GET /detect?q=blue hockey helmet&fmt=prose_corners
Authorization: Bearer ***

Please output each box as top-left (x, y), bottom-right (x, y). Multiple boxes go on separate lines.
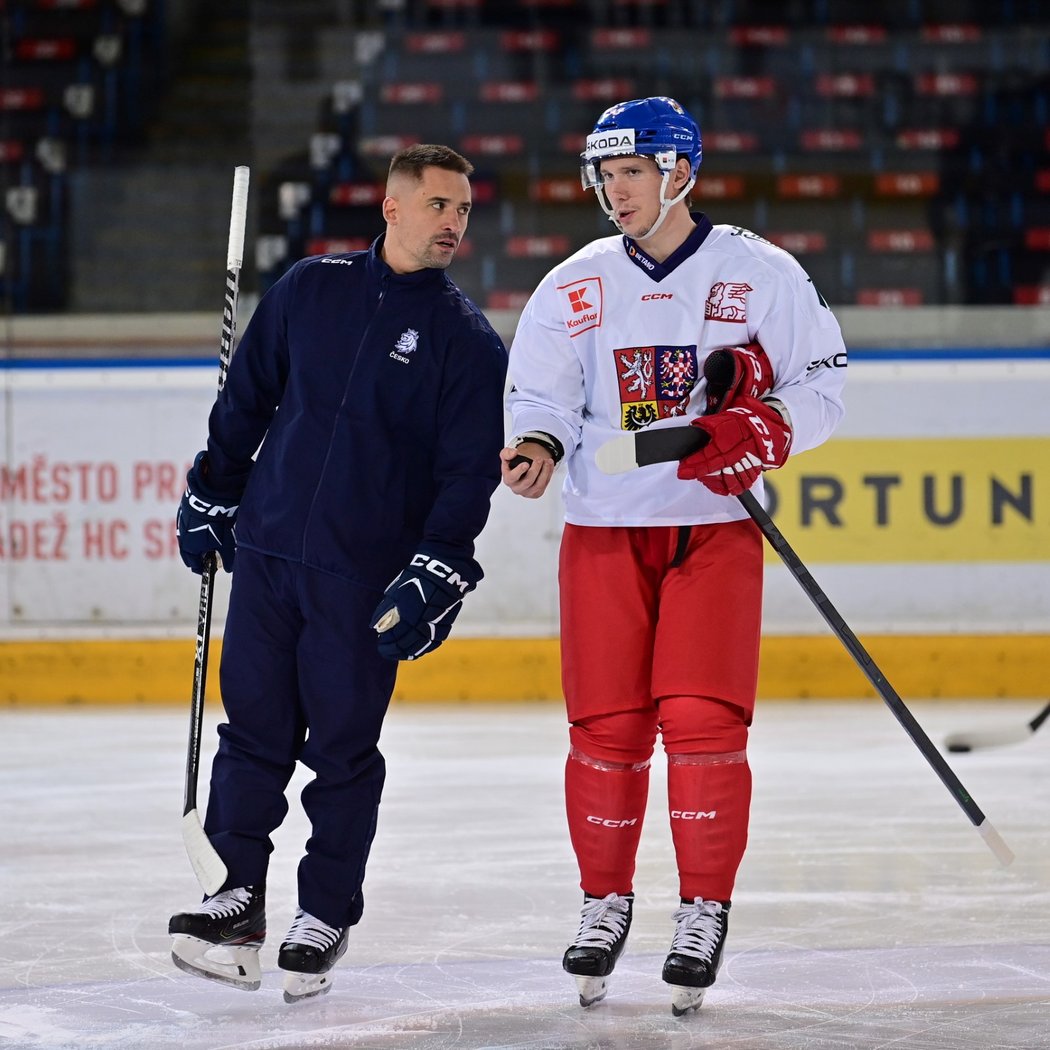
top-left (580, 96), bottom-right (703, 238)
top-left (581, 96), bottom-right (702, 187)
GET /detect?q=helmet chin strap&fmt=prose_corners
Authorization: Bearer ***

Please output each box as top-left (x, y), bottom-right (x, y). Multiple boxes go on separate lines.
top-left (598, 170), bottom-right (696, 241)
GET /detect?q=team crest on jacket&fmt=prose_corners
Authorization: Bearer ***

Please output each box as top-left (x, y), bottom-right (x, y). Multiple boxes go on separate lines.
top-left (614, 345), bottom-right (698, 430)
top-left (390, 328), bottom-right (419, 364)
top-left (705, 282), bottom-right (752, 322)
top-left (558, 276), bottom-right (603, 336)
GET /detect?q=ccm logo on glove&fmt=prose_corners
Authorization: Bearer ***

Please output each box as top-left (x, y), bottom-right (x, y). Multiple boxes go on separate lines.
top-left (676, 397), bottom-right (792, 497)
top-left (184, 493), bottom-right (238, 518)
top-left (370, 550), bottom-right (481, 662)
top-left (176, 451), bottom-right (242, 574)
top-left (409, 553), bottom-right (472, 594)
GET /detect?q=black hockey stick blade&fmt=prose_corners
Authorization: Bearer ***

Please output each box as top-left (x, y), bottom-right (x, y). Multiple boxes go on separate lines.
top-left (595, 345), bottom-right (746, 474)
top-left (595, 424), bottom-right (707, 474)
top-left (736, 489), bottom-right (1014, 868)
top-left (944, 698), bottom-right (1050, 753)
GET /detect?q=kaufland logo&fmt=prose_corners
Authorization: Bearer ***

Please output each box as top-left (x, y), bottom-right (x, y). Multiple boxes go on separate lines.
top-left (586, 129), bottom-right (635, 156)
top-left (559, 276), bottom-right (603, 336)
top-left (568, 311), bottom-right (598, 329)
top-left (568, 288), bottom-right (592, 313)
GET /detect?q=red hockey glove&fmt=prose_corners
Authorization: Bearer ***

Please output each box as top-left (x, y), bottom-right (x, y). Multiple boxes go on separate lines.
top-left (677, 396), bottom-right (792, 496)
top-left (703, 342), bottom-right (774, 414)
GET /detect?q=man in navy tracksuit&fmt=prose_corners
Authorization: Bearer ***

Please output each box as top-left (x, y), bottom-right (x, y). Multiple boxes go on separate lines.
top-left (168, 145), bottom-right (508, 1003)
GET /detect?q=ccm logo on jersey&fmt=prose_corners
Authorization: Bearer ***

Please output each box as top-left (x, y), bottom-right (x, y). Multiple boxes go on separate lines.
top-left (641, 292), bottom-right (673, 301)
top-left (410, 554), bottom-right (471, 593)
top-left (671, 810), bottom-right (717, 820)
top-left (559, 276), bottom-right (603, 336)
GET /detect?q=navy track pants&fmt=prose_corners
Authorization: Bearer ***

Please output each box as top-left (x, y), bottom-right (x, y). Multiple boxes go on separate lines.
top-left (204, 548), bottom-right (398, 929)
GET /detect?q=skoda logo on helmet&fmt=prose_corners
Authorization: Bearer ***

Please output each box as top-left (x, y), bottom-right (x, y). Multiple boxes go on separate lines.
top-left (586, 129), bottom-right (636, 157)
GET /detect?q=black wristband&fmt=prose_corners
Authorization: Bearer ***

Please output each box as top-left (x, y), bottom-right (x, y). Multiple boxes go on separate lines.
top-left (514, 431), bottom-right (565, 464)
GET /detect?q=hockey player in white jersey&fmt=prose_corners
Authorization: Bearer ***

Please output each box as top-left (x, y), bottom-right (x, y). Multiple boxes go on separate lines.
top-left (501, 97), bottom-right (847, 1015)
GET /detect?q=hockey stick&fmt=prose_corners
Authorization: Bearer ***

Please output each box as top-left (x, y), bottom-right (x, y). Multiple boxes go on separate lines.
top-left (734, 488), bottom-right (1013, 868)
top-left (182, 165), bottom-right (250, 894)
top-left (594, 426), bottom-right (1015, 866)
top-left (944, 699), bottom-right (1050, 753)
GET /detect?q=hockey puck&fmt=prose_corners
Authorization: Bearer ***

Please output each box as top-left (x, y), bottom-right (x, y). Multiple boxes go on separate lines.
top-left (508, 454), bottom-right (532, 470)
top-left (947, 743), bottom-right (971, 753)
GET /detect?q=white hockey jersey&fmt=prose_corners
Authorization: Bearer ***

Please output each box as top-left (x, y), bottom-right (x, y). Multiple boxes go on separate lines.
top-left (507, 215), bottom-right (848, 527)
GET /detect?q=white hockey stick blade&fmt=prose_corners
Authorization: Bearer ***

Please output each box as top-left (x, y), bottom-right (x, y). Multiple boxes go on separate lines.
top-left (595, 425), bottom-right (708, 475)
top-left (182, 809), bottom-right (228, 894)
top-left (978, 818), bottom-right (1015, 868)
top-left (944, 726), bottom-right (1033, 753)
top-left (595, 434), bottom-right (642, 475)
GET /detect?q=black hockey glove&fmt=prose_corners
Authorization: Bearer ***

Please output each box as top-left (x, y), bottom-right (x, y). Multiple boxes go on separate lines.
top-left (370, 550), bottom-right (482, 661)
top-left (176, 451), bottom-right (240, 574)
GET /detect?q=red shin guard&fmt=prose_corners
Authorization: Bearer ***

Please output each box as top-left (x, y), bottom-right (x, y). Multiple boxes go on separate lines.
top-left (565, 747), bottom-right (650, 896)
top-left (667, 750), bottom-right (752, 902)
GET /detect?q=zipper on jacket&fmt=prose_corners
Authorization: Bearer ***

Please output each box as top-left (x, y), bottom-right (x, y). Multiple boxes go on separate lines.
top-left (299, 278), bottom-right (388, 564)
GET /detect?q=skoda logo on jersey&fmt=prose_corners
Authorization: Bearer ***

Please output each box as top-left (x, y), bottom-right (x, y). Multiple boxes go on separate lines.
top-left (390, 328), bottom-right (419, 364)
top-left (586, 129), bottom-right (636, 156)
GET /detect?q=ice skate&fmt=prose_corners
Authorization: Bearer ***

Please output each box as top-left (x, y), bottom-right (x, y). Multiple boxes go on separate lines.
top-left (278, 908), bottom-right (349, 1003)
top-left (562, 892), bottom-right (633, 1007)
top-left (662, 898), bottom-right (730, 1016)
top-left (168, 885), bottom-right (265, 991)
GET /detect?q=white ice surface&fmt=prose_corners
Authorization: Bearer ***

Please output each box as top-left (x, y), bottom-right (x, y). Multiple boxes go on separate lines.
top-left (1, 699), bottom-right (1048, 1049)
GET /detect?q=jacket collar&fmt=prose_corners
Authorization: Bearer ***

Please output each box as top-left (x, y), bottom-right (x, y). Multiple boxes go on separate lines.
top-left (368, 234), bottom-right (449, 287)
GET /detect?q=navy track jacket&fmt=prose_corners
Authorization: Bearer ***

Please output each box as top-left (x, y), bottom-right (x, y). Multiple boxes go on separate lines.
top-left (204, 236), bottom-right (509, 590)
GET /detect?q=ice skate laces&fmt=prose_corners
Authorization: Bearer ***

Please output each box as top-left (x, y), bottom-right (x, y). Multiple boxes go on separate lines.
top-left (196, 886), bottom-right (254, 919)
top-left (283, 909), bottom-right (343, 950)
top-left (571, 893), bottom-right (631, 951)
top-left (669, 899), bottom-right (724, 961)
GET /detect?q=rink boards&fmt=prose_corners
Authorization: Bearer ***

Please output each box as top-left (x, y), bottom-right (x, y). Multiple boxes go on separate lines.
top-left (0, 315), bottom-right (1047, 703)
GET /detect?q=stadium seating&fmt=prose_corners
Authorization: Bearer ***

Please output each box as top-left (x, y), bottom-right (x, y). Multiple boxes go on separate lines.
top-left (3, 0), bottom-right (1048, 311)
top-left (1, 0), bottom-right (164, 310)
top-left (252, 1), bottom-right (1050, 308)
